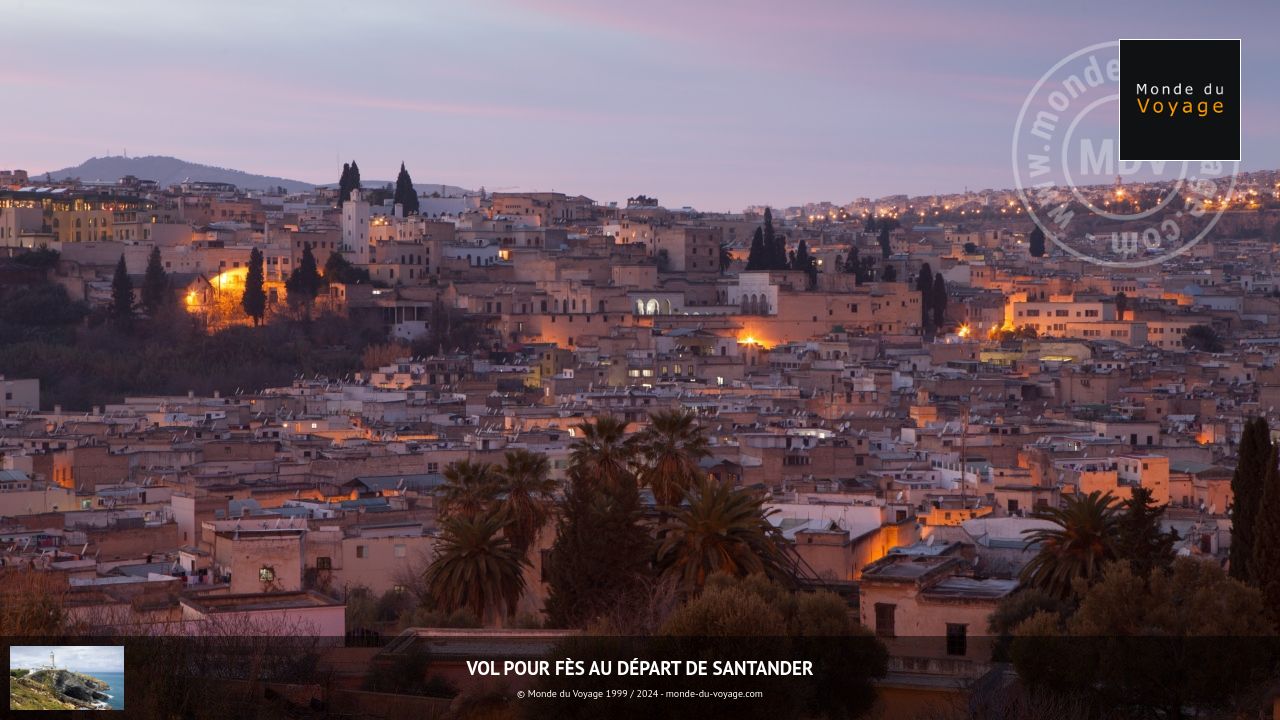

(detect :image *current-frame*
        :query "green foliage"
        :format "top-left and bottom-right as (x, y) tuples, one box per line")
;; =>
(881, 263), (897, 282)
(323, 250), (371, 285)
(285, 242), (323, 305)
(744, 208), (789, 271)
(1114, 486), (1177, 578)
(0, 307), (384, 411)
(931, 273), (947, 327)
(10, 669), (29, 679)
(424, 510), (528, 622)
(1029, 225), (1046, 257)
(1231, 416), (1271, 582)
(1183, 323), (1224, 352)
(12, 245), (60, 269)
(109, 254), (133, 322)
(393, 162), (420, 215)
(656, 479), (789, 593)
(963, 241), (978, 254)
(1252, 443), (1280, 618)
(338, 160), (362, 203)
(438, 460), (500, 520)
(241, 247), (266, 325)
(1010, 560), (1277, 718)
(544, 469), (653, 629)
(634, 409), (709, 508)
(1020, 491), (1120, 599)
(141, 245), (170, 314)
(362, 647), (458, 697)
(494, 449), (556, 554)
(878, 224), (891, 259)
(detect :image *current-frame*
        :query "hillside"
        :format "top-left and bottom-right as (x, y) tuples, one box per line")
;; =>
(41, 155), (473, 196)
(9, 669), (111, 710)
(10, 676), (80, 710)
(42, 155), (314, 193)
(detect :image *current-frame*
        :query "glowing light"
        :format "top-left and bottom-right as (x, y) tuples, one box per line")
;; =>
(957, 324), (972, 338)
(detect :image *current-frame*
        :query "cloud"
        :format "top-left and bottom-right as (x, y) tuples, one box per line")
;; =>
(9, 645), (124, 674)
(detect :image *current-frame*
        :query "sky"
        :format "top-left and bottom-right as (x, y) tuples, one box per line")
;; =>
(9, 645), (125, 674)
(3, 0), (1277, 210)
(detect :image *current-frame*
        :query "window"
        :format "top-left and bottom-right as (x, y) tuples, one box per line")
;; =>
(316, 556), (332, 570)
(259, 566), (276, 583)
(356, 545), (366, 559)
(874, 603), (896, 638)
(946, 623), (968, 656)
(394, 544), (406, 558)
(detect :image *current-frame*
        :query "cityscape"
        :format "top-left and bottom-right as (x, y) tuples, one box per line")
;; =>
(4, 2), (1280, 719)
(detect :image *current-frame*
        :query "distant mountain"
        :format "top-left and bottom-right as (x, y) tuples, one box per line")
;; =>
(42, 155), (473, 197)
(43, 156), (315, 193)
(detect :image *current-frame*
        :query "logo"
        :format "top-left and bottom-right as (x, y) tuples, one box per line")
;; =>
(1012, 41), (1240, 267)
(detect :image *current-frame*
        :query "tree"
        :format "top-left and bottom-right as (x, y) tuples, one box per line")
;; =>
(424, 510), (528, 622)
(393, 162), (420, 215)
(338, 160), (362, 203)
(878, 225), (891, 259)
(1011, 560), (1275, 719)
(141, 246), (169, 314)
(241, 247), (266, 326)
(635, 409), (709, 508)
(1029, 225), (1046, 257)
(931, 273), (948, 328)
(1114, 291), (1128, 318)
(1114, 486), (1177, 578)
(881, 263), (897, 282)
(916, 263), (934, 330)
(718, 243), (733, 273)
(109, 254), (133, 322)
(745, 227), (766, 271)
(323, 250), (371, 285)
(656, 478), (790, 594)
(1020, 491), (1120, 599)
(1183, 324), (1224, 352)
(1230, 416), (1271, 582)
(285, 242), (323, 307)
(544, 470), (653, 628)
(567, 416), (637, 496)
(963, 241), (978, 254)
(1252, 443), (1280, 617)
(762, 207), (785, 270)
(438, 460), (500, 520)
(495, 449), (557, 555)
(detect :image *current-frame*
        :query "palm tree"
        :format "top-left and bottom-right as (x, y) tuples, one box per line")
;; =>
(496, 448), (557, 553)
(636, 409), (710, 508)
(425, 510), (528, 622)
(568, 416), (637, 496)
(1020, 490), (1121, 599)
(438, 460), (499, 519)
(656, 478), (789, 593)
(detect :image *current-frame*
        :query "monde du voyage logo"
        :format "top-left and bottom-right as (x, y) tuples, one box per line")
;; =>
(1012, 39), (1241, 267)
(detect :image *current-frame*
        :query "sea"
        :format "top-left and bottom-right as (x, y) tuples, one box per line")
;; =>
(87, 671), (125, 710)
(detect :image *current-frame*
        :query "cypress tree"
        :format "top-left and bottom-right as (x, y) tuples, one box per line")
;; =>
(878, 225), (891, 259)
(1231, 417), (1272, 582)
(349, 160), (361, 195)
(141, 246), (169, 314)
(393, 162), (420, 215)
(1254, 444), (1280, 616)
(285, 242), (323, 306)
(544, 475), (653, 628)
(932, 274), (948, 327)
(746, 227), (765, 271)
(1029, 226), (1046, 257)
(242, 247), (266, 326)
(109, 254), (133, 322)
(917, 263), (934, 330)
(338, 162), (352, 203)
(763, 208), (784, 270)
(882, 263), (897, 282)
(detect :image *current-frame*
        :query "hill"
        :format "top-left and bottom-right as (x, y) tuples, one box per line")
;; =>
(8, 669), (112, 710)
(42, 155), (473, 196)
(42, 155), (314, 193)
